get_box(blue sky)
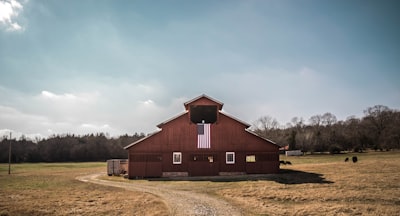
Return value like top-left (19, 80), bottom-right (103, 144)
top-left (1, 0), bottom-right (399, 139)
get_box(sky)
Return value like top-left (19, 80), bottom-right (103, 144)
top-left (1, 0), bottom-right (399, 139)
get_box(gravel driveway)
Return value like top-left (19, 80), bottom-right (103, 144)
top-left (77, 173), bottom-right (243, 216)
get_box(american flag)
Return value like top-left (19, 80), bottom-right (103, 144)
top-left (197, 123), bottom-right (211, 148)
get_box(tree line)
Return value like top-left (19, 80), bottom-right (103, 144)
top-left (251, 105), bottom-right (400, 153)
top-left (0, 133), bottom-right (145, 163)
top-left (1, 105), bottom-right (399, 163)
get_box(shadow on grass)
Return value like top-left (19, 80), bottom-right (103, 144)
top-left (146, 169), bottom-right (334, 184)
top-left (270, 169), bottom-right (334, 184)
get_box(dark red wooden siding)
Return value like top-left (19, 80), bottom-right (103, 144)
top-left (127, 96), bottom-right (279, 178)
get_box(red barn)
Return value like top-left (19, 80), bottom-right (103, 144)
top-left (124, 95), bottom-right (279, 178)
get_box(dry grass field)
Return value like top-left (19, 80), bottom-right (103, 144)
top-left (1, 151), bottom-right (399, 215)
top-left (0, 163), bottom-right (168, 216)
top-left (218, 151), bottom-right (400, 215)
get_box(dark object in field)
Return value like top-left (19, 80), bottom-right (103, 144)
top-left (352, 156), bottom-right (358, 163)
top-left (344, 157), bottom-right (349, 162)
top-left (279, 160), bottom-right (292, 165)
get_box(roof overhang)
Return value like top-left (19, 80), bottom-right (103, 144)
top-left (184, 94), bottom-right (224, 110)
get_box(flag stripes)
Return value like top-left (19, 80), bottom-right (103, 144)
top-left (197, 123), bottom-right (211, 148)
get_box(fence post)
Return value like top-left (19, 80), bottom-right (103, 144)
top-left (8, 132), bottom-right (12, 175)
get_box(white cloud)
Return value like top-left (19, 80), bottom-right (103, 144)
top-left (141, 99), bottom-right (154, 105)
top-left (80, 123), bottom-right (110, 130)
top-left (0, 82), bottom-right (187, 139)
top-left (78, 123), bottom-right (117, 136)
top-left (0, 0), bottom-right (24, 31)
top-left (0, 105), bottom-right (49, 138)
top-left (40, 90), bottom-right (97, 102)
top-left (0, 128), bottom-right (45, 141)
top-left (41, 90), bottom-right (61, 99)
top-left (9, 21), bottom-right (21, 30)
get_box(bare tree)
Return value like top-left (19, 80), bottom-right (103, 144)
top-left (322, 112), bottom-right (337, 126)
top-left (249, 105), bottom-right (399, 153)
top-left (309, 115), bottom-right (322, 127)
top-left (252, 116), bottom-right (280, 142)
top-left (291, 117), bottom-right (305, 128)
top-left (363, 105), bottom-right (393, 149)
top-left (252, 116), bottom-right (278, 133)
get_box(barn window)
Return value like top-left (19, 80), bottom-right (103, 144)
top-left (173, 152), bottom-right (182, 164)
top-left (226, 152), bottom-right (235, 164)
top-left (246, 155), bottom-right (256, 163)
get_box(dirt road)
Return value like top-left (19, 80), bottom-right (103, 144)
top-left (77, 173), bottom-right (243, 216)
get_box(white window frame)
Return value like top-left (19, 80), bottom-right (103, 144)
top-left (226, 152), bottom-right (235, 164)
top-left (173, 152), bottom-right (182, 164)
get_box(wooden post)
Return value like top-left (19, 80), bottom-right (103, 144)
top-left (8, 132), bottom-right (12, 175)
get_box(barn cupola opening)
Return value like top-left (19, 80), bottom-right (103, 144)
top-left (189, 105), bottom-right (218, 124)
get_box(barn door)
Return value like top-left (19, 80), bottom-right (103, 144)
top-left (245, 154), bottom-right (260, 174)
top-left (188, 154), bottom-right (219, 176)
top-left (129, 154), bottom-right (162, 178)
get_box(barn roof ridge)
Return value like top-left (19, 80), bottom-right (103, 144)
top-left (184, 94), bottom-right (224, 110)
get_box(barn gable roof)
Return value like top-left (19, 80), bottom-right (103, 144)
top-left (219, 111), bottom-right (251, 128)
top-left (184, 94), bottom-right (224, 110)
top-left (156, 111), bottom-right (187, 128)
top-left (245, 129), bottom-right (277, 146)
top-left (124, 130), bottom-right (161, 149)
top-left (220, 112), bottom-right (277, 146)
